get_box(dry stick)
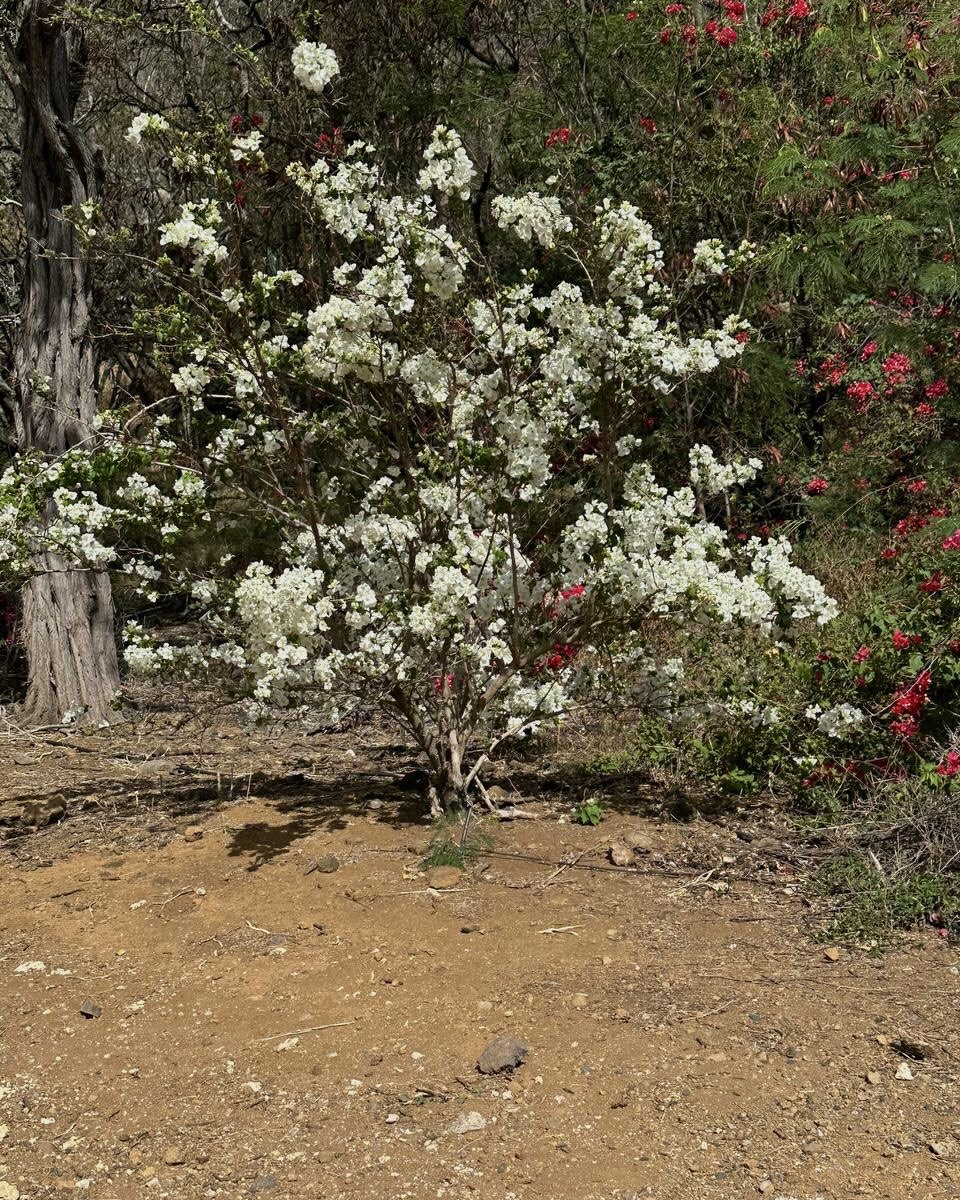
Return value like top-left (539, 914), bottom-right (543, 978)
top-left (252, 1019), bottom-right (357, 1044)
top-left (540, 845), bottom-right (595, 887)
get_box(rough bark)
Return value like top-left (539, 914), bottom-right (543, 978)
top-left (9, 0), bottom-right (120, 725)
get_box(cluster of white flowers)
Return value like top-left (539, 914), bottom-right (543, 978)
top-left (736, 699), bottom-right (782, 728)
top-left (691, 237), bottom-right (756, 280)
top-left (125, 112), bottom-right (170, 146)
top-left (159, 201), bottom-right (228, 271)
top-left (231, 130), bottom-right (265, 164)
top-left (689, 445), bottom-right (763, 495)
top-left (416, 126), bottom-right (475, 201)
top-left (492, 192), bottom-right (573, 248)
top-left (812, 703), bottom-right (865, 738)
top-left (291, 41), bottom-right (340, 93)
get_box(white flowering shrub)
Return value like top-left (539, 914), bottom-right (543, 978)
top-left (0, 41), bottom-right (837, 809)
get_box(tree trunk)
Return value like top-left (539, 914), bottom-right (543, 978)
top-left (10, 0), bottom-right (120, 725)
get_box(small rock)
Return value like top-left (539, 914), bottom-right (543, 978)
top-left (601, 955), bottom-right (613, 966)
top-left (12, 753), bottom-right (38, 766)
top-left (366, 799), bottom-right (384, 811)
top-left (385, 1114), bottom-right (399, 1124)
top-left (163, 1146), bottom-right (185, 1166)
top-left (183, 826), bottom-right (204, 843)
top-left (895, 1062), bottom-right (914, 1081)
top-left (447, 1111), bottom-right (487, 1135)
top-left (822, 946), bottom-right (841, 962)
top-left (128, 1149), bottom-right (143, 1166)
top-left (758, 1182), bottom-right (774, 1195)
top-left (0, 1184), bottom-right (19, 1200)
top-left (460, 924), bottom-right (481, 934)
top-left (0, 1125), bottom-right (7, 1143)
top-left (249, 1176), bottom-right (277, 1193)
top-left (865, 1070), bottom-right (882, 1086)
top-left (275, 1037), bottom-right (299, 1052)
top-left (930, 1141), bottom-right (947, 1157)
top-left (424, 866), bottom-right (462, 890)
top-left (614, 1007), bottom-right (629, 1021)
top-left (570, 992), bottom-right (589, 1009)
top-left (316, 1152), bottom-right (336, 1165)
top-left (79, 998), bottom-right (102, 1019)
top-left (477, 1034), bottom-right (528, 1075)
top-left (622, 829), bottom-right (653, 854)
top-left (315, 855), bottom-right (340, 874)
top-left (609, 843), bottom-right (634, 868)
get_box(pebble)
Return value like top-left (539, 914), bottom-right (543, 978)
top-left (865, 1070), bottom-right (882, 1086)
top-left (424, 866), bottom-right (462, 889)
top-left (79, 998), bottom-right (102, 1019)
top-left (385, 1114), bottom-right (399, 1124)
top-left (249, 1176), bottom-right (277, 1192)
top-left (609, 843), bottom-right (634, 867)
top-left (0, 1185), bottom-right (19, 1200)
top-left (822, 946), bottom-right (840, 962)
top-left (183, 826), bottom-right (204, 842)
top-left (570, 993), bottom-right (589, 1009)
top-left (0, 1126), bottom-right (7, 1143)
top-left (275, 1037), bottom-right (300, 1052)
top-left (895, 1062), bottom-right (914, 1081)
top-left (315, 855), bottom-right (340, 874)
top-left (448, 1111), bottom-right (487, 1134)
top-left (163, 1146), bottom-right (185, 1166)
top-left (478, 1034), bottom-right (528, 1075)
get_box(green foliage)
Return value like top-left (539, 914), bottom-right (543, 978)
top-left (573, 798), bottom-right (604, 827)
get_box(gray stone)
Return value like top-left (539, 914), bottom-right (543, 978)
top-left (477, 1034), bottom-right (528, 1075)
top-left (79, 998), bottom-right (102, 1019)
top-left (249, 1176), bottom-right (278, 1192)
top-left (448, 1111), bottom-right (487, 1134)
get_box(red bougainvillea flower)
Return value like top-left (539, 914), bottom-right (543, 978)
top-left (852, 646), bottom-right (872, 664)
top-left (664, 2), bottom-right (685, 12)
top-left (943, 530), bottom-right (960, 551)
top-left (925, 379), bottom-right (948, 399)
top-left (894, 514), bottom-right (928, 537)
top-left (660, 26), bottom-right (672, 42)
top-left (938, 751), bottom-right (960, 778)
top-left (890, 716), bottom-right (920, 739)
top-left (859, 340), bottom-right (877, 360)
top-left (891, 629), bottom-right (914, 650)
top-left (880, 547), bottom-right (898, 560)
top-left (545, 127), bottom-right (571, 148)
top-left (760, 4), bottom-right (780, 24)
top-left (735, 331), bottom-right (751, 344)
top-left (626, 9), bottom-right (639, 18)
top-left (787, 0), bottom-right (811, 17)
top-left (915, 402), bottom-right (937, 418)
top-left (806, 477), bottom-right (829, 495)
top-left (891, 671), bottom-right (931, 718)
top-left (639, 116), bottom-right (658, 133)
top-left (882, 352), bottom-right (912, 385)
top-left (714, 25), bottom-right (738, 45)
top-left (846, 379), bottom-right (874, 411)
top-left (919, 572), bottom-right (944, 594)
top-left (906, 479), bottom-right (928, 494)
top-left (680, 23), bottom-right (698, 42)
top-left (930, 507), bottom-right (951, 518)
top-left (723, 0), bottom-right (746, 19)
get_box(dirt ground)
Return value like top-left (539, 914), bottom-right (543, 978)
top-left (0, 706), bottom-right (958, 1200)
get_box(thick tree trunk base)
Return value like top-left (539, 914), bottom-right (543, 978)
top-left (19, 555), bottom-right (120, 727)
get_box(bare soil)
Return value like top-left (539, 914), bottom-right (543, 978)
top-left (0, 708), bottom-right (958, 1200)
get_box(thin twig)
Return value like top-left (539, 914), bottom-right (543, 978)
top-left (251, 1019), bottom-right (357, 1044)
